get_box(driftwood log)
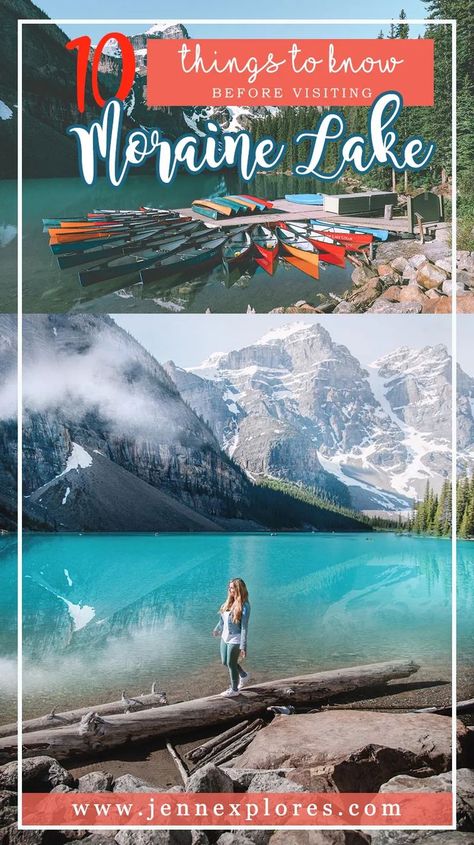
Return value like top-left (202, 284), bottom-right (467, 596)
top-left (190, 719), bottom-right (264, 771)
top-left (0, 690), bottom-right (168, 739)
top-left (188, 719), bottom-right (250, 762)
top-left (0, 660), bottom-right (419, 764)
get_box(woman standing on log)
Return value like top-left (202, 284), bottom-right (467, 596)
top-left (213, 578), bottom-right (251, 697)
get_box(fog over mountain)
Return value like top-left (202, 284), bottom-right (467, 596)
top-left (0, 315), bottom-right (469, 530)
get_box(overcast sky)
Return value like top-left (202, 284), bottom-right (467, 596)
top-left (33, 2), bottom-right (429, 41)
top-left (112, 313), bottom-right (456, 369)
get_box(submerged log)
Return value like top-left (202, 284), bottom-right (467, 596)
top-left (0, 660), bottom-right (419, 764)
top-left (0, 689), bottom-right (168, 739)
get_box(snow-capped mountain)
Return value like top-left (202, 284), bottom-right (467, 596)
top-left (165, 323), bottom-right (469, 512)
top-left (0, 315), bottom-right (368, 534)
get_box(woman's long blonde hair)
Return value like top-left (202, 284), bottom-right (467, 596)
top-left (220, 578), bottom-right (249, 622)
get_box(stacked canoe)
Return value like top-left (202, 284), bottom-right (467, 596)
top-left (192, 194), bottom-right (274, 220)
top-left (44, 201), bottom-right (386, 289)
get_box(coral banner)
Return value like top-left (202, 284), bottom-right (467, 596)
top-left (147, 39), bottom-right (434, 107)
top-left (22, 791), bottom-right (452, 827)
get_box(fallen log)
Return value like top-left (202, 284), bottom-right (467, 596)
top-left (0, 688), bottom-right (168, 739)
top-left (414, 698), bottom-right (474, 716)
top-left (199, 723), bottom-right (263, 769)
top-left (166, 742), bottom-right (189, 784)
top-left (0, 660), bottom-right (419, 764)
top-left (193, 719), bottom-right (264, 770)
top-left (187, 719), bottom-right (250, 762)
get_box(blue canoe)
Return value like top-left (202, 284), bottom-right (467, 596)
top-left (209, 196), bottom-right (248, 214)
top-left (285, 194), bottom-right (324, 206)
top-left (310, 218), bottom-right (389, 241)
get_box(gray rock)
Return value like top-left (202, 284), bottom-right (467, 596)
top-left (115, 831), bottom-right (192, 845)
top-left (113, 774), bottom-right (162, 793)
top-left (0, 804), bottom-right (17, 826)
top-left (350, 265), bottom-right (378, 286)
top-left (426, 288), bottom-right (442, 299)
top-left (347, 277), bottom-right (382, 309)
top-left (216, 835), bottom-right (257, 845)
top-left (332, 301), bottom-right (357, 313)
top-left (390, 256), bottom-right (409, 273)
top-left (68, 837), bottom-right (117, 845)
top-left (0, 756), bottom-right (75, 792)
top-left (49, 784), bottom-right (78, 793)
top-left (457, 270), bottom-right (474, 289)
top-left (435, 257), bottom-right (452, 275)
top-left (185, 763), bottom-right (234, 794)
top-left (402, 265), bottom-right (417, 280)
top-left (378, 273), bottom-right (401, 286)
top-left (0, 762), bottom-right (17, 791)
top-left (0, 790), bottom-right (16, 809)
top-left (380, 768), bottom-right (474, 831)
top-left (229, 833), bottom-right (272, 845)
top-left (221, 767), bottom-right (295, 791)
top-left (368, 299), bottom-right (423, 314)
top-left (5, 828), bottom-right (49, 845)
top-left (269, 833), bottom-right (369, 845)
top-left (233, 712), bottom-right (466, 792)
top-left (77, 771), bottom-right (114, 792)
top-left (443, 279), bottom-right (467, 295)
top-left (247, 771), bottom-right (306, 792)
top-left (457, 249), bottom-right (470, 265)
top-left (371, 832), bottom-right (474, 844)
top-left (457, 253), bottom-right (474, 273)
top-left (408, 253), bottom-right (429, 269)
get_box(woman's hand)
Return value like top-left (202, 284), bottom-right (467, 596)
top-left (211, 630), bottom-right (220, 637)
top-left (240, 649), bottom-right (246, 659)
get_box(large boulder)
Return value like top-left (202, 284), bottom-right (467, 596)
top-left (370, 832), bottom-right (474, 845)
top-left (457, 293), bottom-right (474, 313)
top-left (408, 253), bottom-right (429, 270)
top-left (0, 757), bottom-right (75, 792)
top-left (333, 301), bottom-right (357, 313)
top-left (422, 296), bottom-right (452, 313)
top-left (416, 263), bottom-right (448, 290)
top-left (391, 256), bottom-right (408, 273)
top-left (268, 833), bottom-right (369, 845)
top-left (351, 265), bottom-right (379, 286)
top-left (185, 763), bottom-right (234, 794)
top-left (77, 771), bottom-right (114, 792)
top-left (368, 299), bottom-right (423, 314)
top-left (232, 712), bottom-right (467, 792)
top-left (115, 832), bottom-right (193, 845)
top-left (247, 771), bottom-right (306, 792)
top-left (347, 278), bottom-right (383, 309)
top-left (112, 774), bottom-right (173, 793)
top-left (380, 769), bottom-right (474, 831)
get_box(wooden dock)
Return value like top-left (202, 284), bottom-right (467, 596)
top-left (177, 198), bottom-right (411, 232)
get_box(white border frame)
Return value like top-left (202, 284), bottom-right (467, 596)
top-left (17, 16), bottom-right (457, 832)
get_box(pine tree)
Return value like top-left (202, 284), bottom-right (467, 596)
top-left (396, 9), bottom-right (410, 38)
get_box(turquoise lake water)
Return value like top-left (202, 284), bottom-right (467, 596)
top-left (0, 531), bottom-right (469, 721)
top-left (0, 173), bottom-right (351, 315)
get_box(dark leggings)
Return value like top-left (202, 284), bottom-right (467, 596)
top-left (220, 639), bottom-right (246, 690)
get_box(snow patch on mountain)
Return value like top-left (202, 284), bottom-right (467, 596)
top-left (145, 21), bottom-right (181, 34)
top-left (59, 443), bottom-right (93, 477)
top-left (0, 100), bottom-right (13, 120)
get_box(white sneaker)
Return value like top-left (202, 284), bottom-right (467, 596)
top-left (221, 687), bottom-right (239, 697)
top-left (238, 673), bottom-right (251, 689)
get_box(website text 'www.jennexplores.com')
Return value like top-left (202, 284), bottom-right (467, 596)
top-left (21, 792), bottom-right (453, 828)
